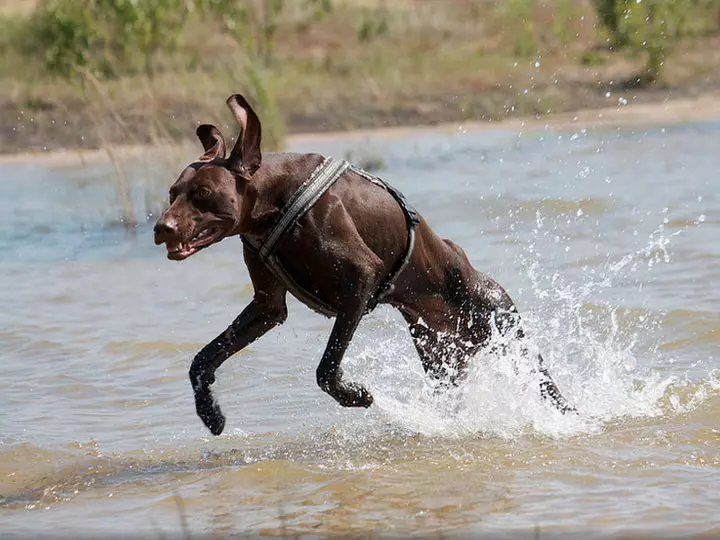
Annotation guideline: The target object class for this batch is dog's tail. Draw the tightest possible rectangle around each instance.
[538,355,576,414]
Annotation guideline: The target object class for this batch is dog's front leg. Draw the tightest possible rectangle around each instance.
[190,246,288,435]
[315,265,378,408]
[316,306,374,408]
[190,295,287,435]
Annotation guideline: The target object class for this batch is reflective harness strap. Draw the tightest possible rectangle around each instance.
[260,157,350,261]
[242,157,420,317]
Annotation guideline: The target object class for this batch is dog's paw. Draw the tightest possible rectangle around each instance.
[202,408,226,436]
[560,404,578,416]
[340,382,374,408]
[194,389,226,436]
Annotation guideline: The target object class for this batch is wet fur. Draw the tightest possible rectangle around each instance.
[154,94,574,435]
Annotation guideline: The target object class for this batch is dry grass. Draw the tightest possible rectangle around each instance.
[1,0,720,154]
[0,0,36,15]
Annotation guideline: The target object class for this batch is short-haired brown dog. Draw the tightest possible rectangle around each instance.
[154,94,573,435]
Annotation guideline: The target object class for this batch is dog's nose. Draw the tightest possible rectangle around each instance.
[154,218,179,245]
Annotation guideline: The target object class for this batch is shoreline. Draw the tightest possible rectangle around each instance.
[2,93,719,167]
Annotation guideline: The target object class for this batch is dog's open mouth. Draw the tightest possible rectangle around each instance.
[166,226,226,261]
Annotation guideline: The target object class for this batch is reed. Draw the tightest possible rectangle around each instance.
[173,492,191,540]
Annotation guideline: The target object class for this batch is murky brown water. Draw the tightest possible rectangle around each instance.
[1,120,719,538]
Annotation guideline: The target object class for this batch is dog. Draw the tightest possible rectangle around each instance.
[153,94,573,435]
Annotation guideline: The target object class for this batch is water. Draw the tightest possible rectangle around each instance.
[1,120,718,538]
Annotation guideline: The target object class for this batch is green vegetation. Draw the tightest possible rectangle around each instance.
[26,0,194,79]
[593,0,720,84]
[0,0,719,154]
[199,0,333,66]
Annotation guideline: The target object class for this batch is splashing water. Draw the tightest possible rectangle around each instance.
[343,219,712,441]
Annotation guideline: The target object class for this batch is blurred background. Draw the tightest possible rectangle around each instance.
[1,0,720,154]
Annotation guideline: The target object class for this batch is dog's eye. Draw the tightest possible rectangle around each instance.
[196,187,212,199]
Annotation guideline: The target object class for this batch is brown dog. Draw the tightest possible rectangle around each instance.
[154,94,573,435]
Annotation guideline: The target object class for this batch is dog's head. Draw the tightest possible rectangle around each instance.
[154,94,262,260]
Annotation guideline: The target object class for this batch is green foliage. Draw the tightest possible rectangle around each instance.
[356,7,390,43]
[580,50,608,66]
[97,0,194,76]
[307,0,333,19]
[243,63,285,151]
[553,0,576,45]
[199,0,332,65]
[505,0,536,57]
[0,14,28,58]
[642,1,669,83]
[5,0,720,158]
[592,0,628,49]
[26,0,194,81]
[592,0,720,84]
[592,0,667,83]
[29,0,99,79]
[200,0,282,66]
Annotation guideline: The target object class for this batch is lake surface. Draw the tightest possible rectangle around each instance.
[1,118,718,538]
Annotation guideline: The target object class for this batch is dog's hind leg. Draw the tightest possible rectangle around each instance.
[453,271,577,414]
[495,310,576,414]
[407,321,448,381]
[402,307,471,388]
[538,355,575,414]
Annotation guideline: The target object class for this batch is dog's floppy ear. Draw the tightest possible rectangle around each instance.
[196,124,227,161]
[225,94,262,178]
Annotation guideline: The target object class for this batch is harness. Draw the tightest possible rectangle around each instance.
[241,157,420,317]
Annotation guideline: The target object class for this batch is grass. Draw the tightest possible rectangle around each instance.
[1,0,720,155]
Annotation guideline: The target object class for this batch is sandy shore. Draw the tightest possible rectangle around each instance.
[2,93,719,167]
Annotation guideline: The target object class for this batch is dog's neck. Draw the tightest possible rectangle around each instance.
[230,165,283,242]
[229,152,328,243]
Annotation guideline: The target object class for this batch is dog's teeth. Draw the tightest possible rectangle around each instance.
[194,229,215,242]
